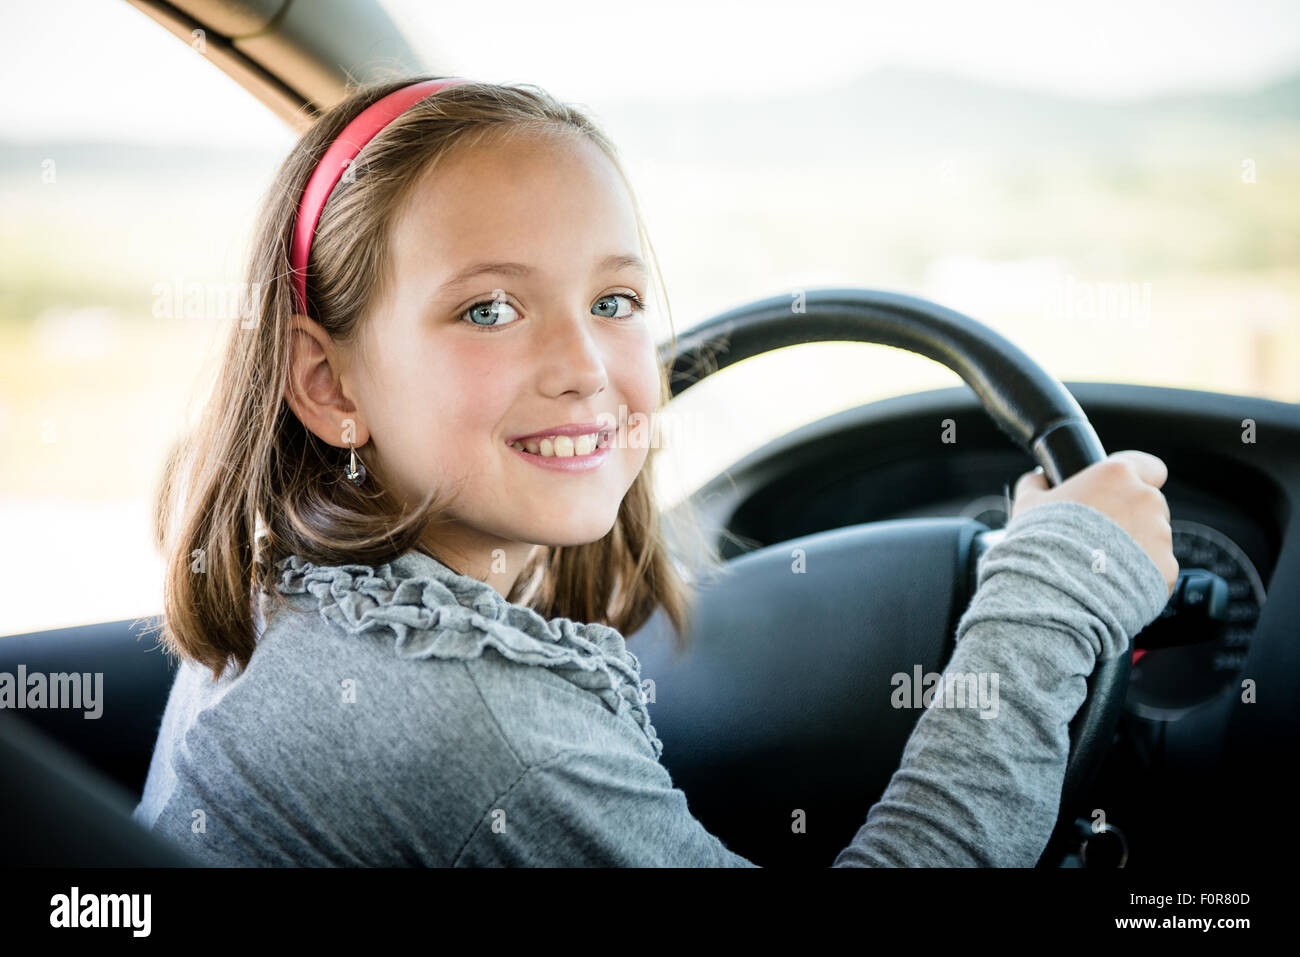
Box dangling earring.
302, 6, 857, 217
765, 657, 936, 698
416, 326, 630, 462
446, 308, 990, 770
345, 441, 367, 485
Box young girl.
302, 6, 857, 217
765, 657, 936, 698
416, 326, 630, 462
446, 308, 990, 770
133, 75, 1177, 866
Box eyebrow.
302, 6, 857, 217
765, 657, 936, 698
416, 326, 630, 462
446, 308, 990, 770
436, 254, 648, 295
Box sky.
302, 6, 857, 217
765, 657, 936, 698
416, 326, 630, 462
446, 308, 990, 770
0, 0, 1297, 148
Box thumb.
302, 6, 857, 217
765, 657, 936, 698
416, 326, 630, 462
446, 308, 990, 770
1010, 466, 1048, 520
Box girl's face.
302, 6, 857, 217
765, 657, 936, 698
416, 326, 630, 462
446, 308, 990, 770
345, 131, 661, 586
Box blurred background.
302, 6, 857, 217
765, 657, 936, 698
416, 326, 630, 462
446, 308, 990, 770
1, 0, 1297, 635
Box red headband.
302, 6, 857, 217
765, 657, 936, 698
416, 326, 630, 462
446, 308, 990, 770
290, 77, 470, 314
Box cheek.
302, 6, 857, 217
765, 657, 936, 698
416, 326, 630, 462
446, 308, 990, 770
624, 335, 662, 413
622, 340, 662, 469
386, 352, 504, 471
427, 369, 508, 451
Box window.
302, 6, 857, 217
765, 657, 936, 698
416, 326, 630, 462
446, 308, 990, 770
0, 0, 295, 635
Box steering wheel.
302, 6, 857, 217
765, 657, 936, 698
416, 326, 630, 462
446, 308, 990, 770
643, 287, 1121, 867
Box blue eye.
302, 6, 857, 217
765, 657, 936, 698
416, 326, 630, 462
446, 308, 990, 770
593, 292, 647, 319
461, 298, 521, 329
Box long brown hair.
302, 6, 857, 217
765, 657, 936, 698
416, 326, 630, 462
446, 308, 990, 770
149, 76, 726, 682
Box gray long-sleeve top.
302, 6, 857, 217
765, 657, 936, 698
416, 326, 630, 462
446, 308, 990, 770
132, 500, 1170, 865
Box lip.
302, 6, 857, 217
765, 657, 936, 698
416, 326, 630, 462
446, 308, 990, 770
506, 439, 611, 473
505, 420, 611, 445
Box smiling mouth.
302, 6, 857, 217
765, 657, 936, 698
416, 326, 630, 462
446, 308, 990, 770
507, 429, 612, 458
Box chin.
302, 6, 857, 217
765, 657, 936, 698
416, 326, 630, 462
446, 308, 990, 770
528, 512, 619, 548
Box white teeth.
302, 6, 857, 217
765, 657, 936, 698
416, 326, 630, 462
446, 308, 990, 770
512, 432, 603, 458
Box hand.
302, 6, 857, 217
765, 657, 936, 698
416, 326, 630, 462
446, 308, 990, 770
1010, 450, 1179, 597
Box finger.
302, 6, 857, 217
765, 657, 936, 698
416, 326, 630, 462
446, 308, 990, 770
1013, 466, 1049, 500
1108, 450, 1168, 489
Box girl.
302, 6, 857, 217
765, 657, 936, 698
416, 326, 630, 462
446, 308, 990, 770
133, 75, 1177, 866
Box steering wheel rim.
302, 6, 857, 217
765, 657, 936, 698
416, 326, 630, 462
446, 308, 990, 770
655, 287, 1124, 849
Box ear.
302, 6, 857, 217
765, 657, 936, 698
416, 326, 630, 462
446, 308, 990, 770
284, 313, 368, 449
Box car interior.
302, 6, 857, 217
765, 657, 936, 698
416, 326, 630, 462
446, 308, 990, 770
2, 0, 1296, 869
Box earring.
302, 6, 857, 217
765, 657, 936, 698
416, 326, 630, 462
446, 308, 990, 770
345, 441, 367, 485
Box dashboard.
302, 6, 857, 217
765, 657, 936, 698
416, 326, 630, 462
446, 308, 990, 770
705, 383, 1288, 722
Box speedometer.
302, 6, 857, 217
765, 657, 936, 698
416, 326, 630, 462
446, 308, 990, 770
1126, 519, 1267, 721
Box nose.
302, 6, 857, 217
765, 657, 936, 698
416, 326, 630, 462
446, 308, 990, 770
537, 309, 608, 399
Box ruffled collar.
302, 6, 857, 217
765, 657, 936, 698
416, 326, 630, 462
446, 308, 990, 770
271, 549, 663, 759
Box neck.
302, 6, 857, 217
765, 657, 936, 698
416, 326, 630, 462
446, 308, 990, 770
423, 534, 541, 600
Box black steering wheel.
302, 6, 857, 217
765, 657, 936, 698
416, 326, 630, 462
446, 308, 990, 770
641, 287, 1121, 867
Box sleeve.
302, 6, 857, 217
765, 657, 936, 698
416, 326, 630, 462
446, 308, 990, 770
456, 501, 1170, 867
